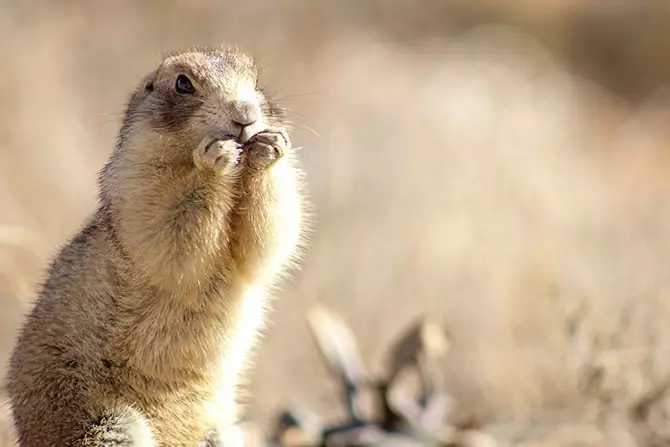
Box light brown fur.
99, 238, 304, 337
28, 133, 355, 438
6, 46, 307, 446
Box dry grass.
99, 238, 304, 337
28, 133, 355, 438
2, 1, 670, 445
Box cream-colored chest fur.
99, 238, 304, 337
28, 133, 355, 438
109, 278, 269, 444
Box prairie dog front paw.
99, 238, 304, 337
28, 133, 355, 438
194, 136, 243, 173
243, 128, 291, 171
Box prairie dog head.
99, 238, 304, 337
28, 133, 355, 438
118, 47, 284, 160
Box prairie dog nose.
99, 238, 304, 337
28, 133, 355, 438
229, 100, 260, 128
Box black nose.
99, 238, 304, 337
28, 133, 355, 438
230, 100, 260, 129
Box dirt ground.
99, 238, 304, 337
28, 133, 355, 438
2, 1, 670, 445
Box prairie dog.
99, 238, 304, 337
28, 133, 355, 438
6, 47, 307, 446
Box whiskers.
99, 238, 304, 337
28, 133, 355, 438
269, 90, 321, 103
87, 111, 126, 129
278, 107, 323, 144
262, 89, 327, 149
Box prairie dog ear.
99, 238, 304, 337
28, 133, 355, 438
130, 69, 158, 105
142, 69, 158, 93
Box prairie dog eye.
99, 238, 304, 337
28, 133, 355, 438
175, 75, 195, 95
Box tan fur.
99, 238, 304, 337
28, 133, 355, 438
5, 46, 307, 446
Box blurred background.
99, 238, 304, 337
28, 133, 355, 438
2, 0, 670, 445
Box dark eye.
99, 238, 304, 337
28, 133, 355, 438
175, 75, 195, 95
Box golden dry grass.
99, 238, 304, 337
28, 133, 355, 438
2, 1, 670, 445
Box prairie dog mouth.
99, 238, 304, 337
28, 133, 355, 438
239, 122, 266, 144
